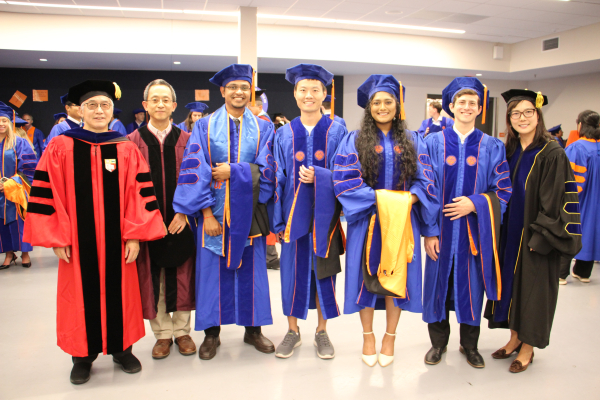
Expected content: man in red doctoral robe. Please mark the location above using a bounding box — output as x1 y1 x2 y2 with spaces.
23 80 166 385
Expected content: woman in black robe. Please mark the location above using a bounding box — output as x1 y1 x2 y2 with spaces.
484 89 582 373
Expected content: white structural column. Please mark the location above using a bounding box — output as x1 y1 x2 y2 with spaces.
238 7 258 78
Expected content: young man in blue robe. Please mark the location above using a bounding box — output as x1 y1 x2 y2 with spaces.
125 108 147 134
417 101 454 138
272 64 347 360
172 64 276 360
548 124 566 148
44 94 81 152
422 77 511 368
321 95 346 128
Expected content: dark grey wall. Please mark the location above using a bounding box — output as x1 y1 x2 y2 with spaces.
0 68 344 136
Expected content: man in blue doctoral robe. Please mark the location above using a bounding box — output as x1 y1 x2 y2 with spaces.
272 64 347 360
21 113 46 159
321 95 346 128
548 124 565 148
172 64 276 360
44 94 82 152
422 77 511 368
125 108 147 134
417 100 454 138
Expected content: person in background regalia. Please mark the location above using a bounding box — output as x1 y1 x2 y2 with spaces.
178 102 209 133
43 93 82 152
172 64 276 360
485 89 582 373
126 108 147 134
333 75 438 367
109 108 127 136
23 80 166 385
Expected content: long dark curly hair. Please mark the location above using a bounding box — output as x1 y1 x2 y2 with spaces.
355 96 418 189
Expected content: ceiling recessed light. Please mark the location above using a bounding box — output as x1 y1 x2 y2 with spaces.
385 10 403 15
476 73 482 76
40 59 47 61
173 61 181 65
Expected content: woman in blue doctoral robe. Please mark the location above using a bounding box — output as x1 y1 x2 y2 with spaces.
0 102 38 269
484 90 582 373
333 75 438 366
561 110 600 281
172 104 275 332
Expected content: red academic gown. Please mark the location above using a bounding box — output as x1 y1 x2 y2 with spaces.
23 128 166 357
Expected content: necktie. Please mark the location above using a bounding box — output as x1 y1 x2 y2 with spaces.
232 118 240 131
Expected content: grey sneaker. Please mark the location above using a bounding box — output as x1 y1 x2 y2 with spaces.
275 329 302 358
314 330 335 359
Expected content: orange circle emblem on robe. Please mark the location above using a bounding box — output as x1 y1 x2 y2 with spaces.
466 155 477 166
314 150 325 161
375 145 384 154
295 151 305 162
394 145 402 154
446 155 457 166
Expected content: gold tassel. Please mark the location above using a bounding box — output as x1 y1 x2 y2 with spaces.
251 70 256 107
113 82 121 100
536 91 544 109
330 79 335 121
482 84 488 124
399 82 406 121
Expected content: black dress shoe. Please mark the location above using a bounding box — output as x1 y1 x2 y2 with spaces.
70 362 92 384
199 335 220 360
424 346 447 365
113 352 142 373
460 346 485 368
267 259 280 270
244 332 275 354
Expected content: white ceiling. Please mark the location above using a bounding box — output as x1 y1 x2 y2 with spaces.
3 49 600 81
1 0 600 43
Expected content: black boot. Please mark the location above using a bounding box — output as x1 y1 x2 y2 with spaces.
460 346 485 368
424 346 447 365
112 346 142 374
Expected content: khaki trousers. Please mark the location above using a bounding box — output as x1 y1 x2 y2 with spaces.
149 268 191 340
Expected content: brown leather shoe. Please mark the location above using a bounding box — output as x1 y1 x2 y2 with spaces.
244 332 275 354
509 351 534 373
199 335 220 360
492 342 522 359
152 339 173 359
175 335 197 356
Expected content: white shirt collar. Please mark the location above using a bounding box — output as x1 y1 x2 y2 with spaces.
67 116 80 124
453 125 475 144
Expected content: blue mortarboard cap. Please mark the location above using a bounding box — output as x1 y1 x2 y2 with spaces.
0 102 15 122
324 95 336 102
132 108 145 115
185 102 209 113
356 75 406 118
14 116 27 127
209 64 253 87
54 112 68 121
60 93 69 106
548 124 562 134
113 108 122 116
285 64 334 86
442 77 489 122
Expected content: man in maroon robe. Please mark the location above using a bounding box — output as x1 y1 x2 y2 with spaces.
23 80 166 385
128 79 197 359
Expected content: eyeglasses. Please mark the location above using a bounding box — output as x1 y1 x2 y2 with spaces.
225 85 251 92
83 102 112 111
510 109 536 120
147 98 172 105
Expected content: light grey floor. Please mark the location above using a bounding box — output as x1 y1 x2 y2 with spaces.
1 244 598 400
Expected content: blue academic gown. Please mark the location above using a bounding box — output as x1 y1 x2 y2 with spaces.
109 119 127 136
125 121 146 134
272 115 347 320
173 105 275 330
43 119 80 152
417 117 454 138
26 128 45 159
0 137 38 253
324 113 346 128
566 138 600 262
176 121 189 133
333 129 438 314
422 128 510 326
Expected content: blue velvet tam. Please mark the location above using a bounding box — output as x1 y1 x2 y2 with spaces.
113 108 122 116
14 116 27 127
324 95 336 102
60 93 69 106
548 124 562 134
132 108 145 115
442 77 489 118
209 64 253 87
357 74 405 109
0 102 15 122
185 102 209 113
285 64 334 86
54 112 68 121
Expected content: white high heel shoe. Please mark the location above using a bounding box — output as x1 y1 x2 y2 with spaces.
362 332 377 367
378 332 396 367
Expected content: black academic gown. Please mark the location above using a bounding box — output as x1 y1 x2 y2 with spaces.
485 140 582 349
